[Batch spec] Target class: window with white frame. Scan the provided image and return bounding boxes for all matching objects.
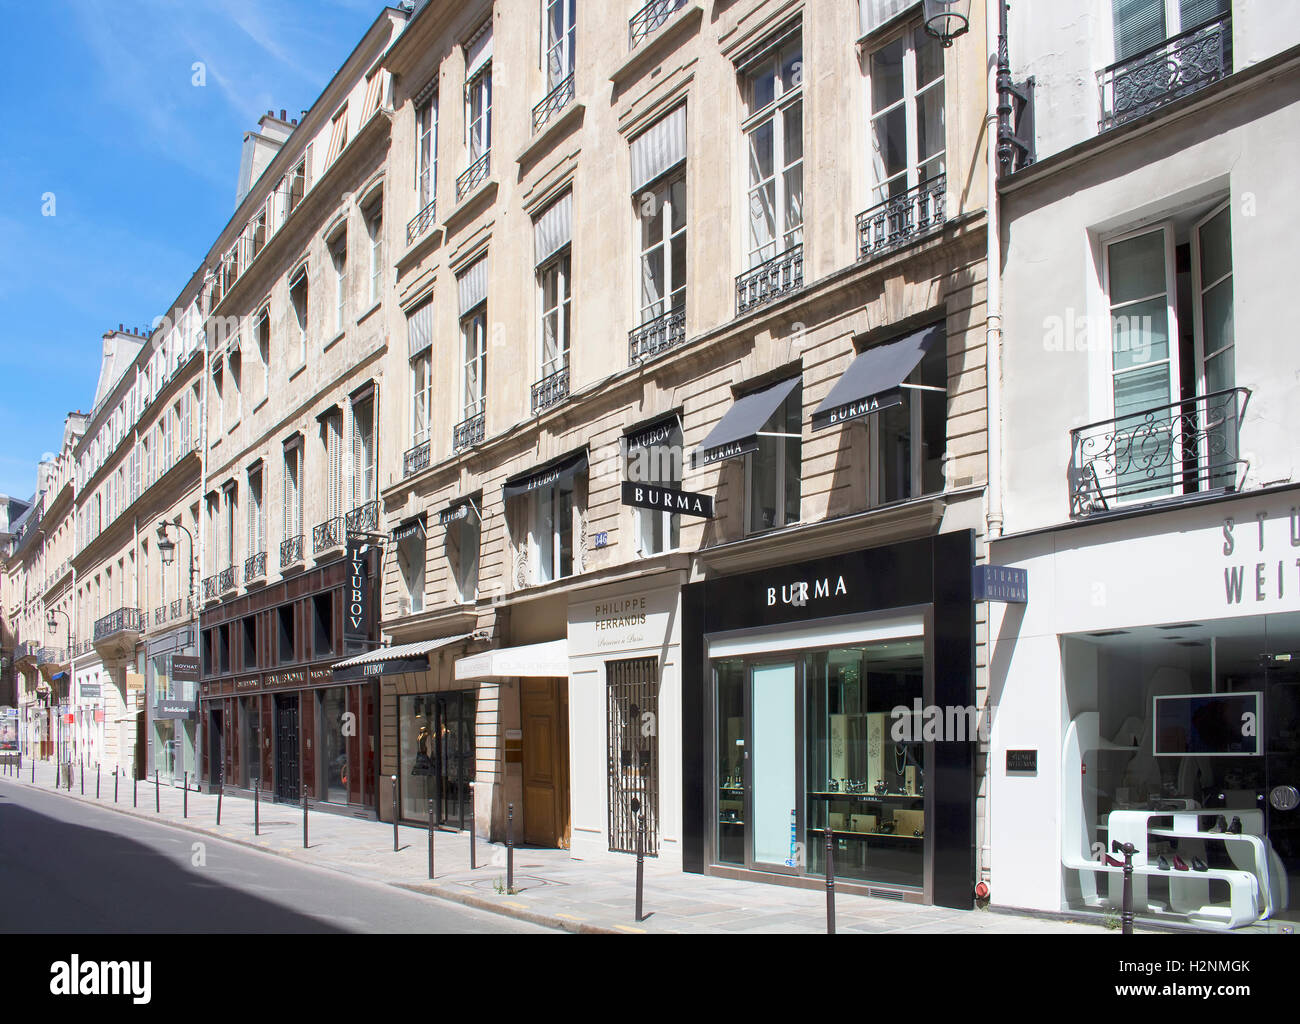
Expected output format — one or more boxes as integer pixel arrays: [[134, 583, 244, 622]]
[[416, 93, 438, 209], [741, 29, 804, 268], [212, 358, 225, 435], [447, 502, 480, 603], [256, 310, 270, 398], [408, 299, 433, 446], [365, 199, 383, 305], [461, 305, 487, 422], [329, 230, 347, 335], [865, 20, 945, 204], [247, 464, 265, 557], [544, 0, 576, 91], [283, 439, 303, 543], [228, 347, 242, 423], [638, 174, 686, 326], [627, 418, 683, 556], [327, 105, 349, 163], [1112, 0, 1228, 61], [868, 330, 948, 506], [746, 381, 802, 534], [466, 65, 492, 165], [539, 253, 571, 379], [289, 267, 309, 363], [531, 478, 576, 584], [323, 410, 344, 525], [350, 392, 376, 508], [397, 522, 426, 614], [221, 483, 237, 571]]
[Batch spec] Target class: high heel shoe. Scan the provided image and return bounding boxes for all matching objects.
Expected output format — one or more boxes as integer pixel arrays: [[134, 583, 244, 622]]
[[1105, 854, 1125, 867], [1157, 854, 1171, 870], [1192, 857, 1209, 872], [1227, 816, 1243, 835], [1172, 854, 1190, 871]]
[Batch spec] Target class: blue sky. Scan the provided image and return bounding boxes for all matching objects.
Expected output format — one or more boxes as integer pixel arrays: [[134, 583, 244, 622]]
[[0, 0, 388, 498]]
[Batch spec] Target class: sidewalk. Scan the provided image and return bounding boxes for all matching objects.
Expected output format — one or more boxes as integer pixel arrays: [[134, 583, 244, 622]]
[[2, 758, 1109, 935]]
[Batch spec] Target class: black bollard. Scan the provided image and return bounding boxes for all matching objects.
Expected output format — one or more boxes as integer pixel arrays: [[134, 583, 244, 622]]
[[302, 790, 309, 849], [155, 770, 160, 812], [133, 771, 138, 807], [824, 826, 836, 935], [434, 800, 444, 878], [217, 775, 223, 826], [114, 767, 119, 803], [80, 760, 84, 795], [392, 775, 399, 852], [469, 787, 477, 870], [635, 812, 646, 923], [507, 803, 515, 894], [254, 777, 260, 836], [96, 763, 100, 799], [1113, 840, 1138, 936], [183, 772, 188, 818], [31, 757, 35, 783]]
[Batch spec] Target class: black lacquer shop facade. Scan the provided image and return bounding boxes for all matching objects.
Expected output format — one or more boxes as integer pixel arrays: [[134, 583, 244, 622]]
[[681, 531, 976, 909]]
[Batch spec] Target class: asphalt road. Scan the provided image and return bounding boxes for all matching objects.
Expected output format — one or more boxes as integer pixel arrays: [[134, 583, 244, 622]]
[[0, 782, 555, 934]]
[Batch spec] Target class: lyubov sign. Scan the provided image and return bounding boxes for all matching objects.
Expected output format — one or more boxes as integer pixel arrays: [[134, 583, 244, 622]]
[[344, 538, 371, 651]]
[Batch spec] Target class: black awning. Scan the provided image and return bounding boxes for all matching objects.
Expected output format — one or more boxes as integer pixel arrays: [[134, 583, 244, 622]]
[[392, 514, 427, 543], [438, 499, 479, 527], [502, 451, 588, 500], [625, 413, 681, 453], [692, 376, 801, 468], [811, 324, 943, 431]]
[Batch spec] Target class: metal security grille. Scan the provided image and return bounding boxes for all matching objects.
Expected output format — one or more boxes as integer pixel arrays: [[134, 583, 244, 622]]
[[607, 657, 659, 856], [275, 695, 300, 802]]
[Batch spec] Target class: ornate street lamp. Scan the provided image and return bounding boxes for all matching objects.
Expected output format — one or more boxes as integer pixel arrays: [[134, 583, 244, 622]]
[[923, 0, 971, 47], [157, 520, 198, 616]]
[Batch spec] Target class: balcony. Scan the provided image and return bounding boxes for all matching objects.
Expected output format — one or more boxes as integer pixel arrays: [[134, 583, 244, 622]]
[[407, 198, 437, 246], [15, 641, 40, 668], [403, 440, 431, 478], [736, 244, 804, 316], [244, 551, 267, 584], [629, 0, 686, 49], [1099, 13, 1231, 132], [170, 598, 187, 621], [218, 566, 238, 595], [202, 576, 217, 603], [456, 152, 491, 203], [629, 306, 686, 365], [1068, 388, 1250, 519], [531, 366, 570, 414], [345, 500, 380, 536], [857, 175, 946, 263], [533, 73, 575, 135], [154, 607, 167, 626], [313, 516, 344, 555], [453, 408, 486, 453], [280, 534, 305, 570], [92, 607, 143, 661]]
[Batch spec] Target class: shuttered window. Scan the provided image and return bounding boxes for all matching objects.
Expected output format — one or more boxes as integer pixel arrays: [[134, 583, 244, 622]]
[[350, 395, 376, 507]]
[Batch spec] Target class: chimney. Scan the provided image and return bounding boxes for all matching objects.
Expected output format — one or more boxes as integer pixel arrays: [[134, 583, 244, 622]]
[[280, 109, 287, 121], [118, 323, 124, 333]]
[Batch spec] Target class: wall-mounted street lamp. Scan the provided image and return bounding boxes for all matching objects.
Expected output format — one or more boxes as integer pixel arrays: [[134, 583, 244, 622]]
[[157, 520, 198, 617], [923, 0, 971, 47], [47, 608, 73, 650]]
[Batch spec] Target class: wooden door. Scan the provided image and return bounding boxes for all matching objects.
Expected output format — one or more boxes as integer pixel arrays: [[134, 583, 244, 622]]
[[521, 678, 570, 848]]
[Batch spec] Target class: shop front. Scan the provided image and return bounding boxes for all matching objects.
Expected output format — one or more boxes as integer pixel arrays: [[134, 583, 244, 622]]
[[989, 487, 1300, 931], [147, 630, 198, 787], [682, 531, 977, 908], [566, 576, 685, 867]]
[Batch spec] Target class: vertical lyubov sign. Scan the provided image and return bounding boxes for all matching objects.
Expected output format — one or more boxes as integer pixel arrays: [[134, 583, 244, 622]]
[[344, 537, 369, 652]]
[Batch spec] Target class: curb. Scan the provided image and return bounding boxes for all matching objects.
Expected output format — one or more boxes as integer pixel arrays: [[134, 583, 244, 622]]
[[0, 773, 609, 935]]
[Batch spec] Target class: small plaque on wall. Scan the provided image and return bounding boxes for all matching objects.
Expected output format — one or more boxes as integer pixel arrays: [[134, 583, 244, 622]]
[[1006, 749, 1038, 773]]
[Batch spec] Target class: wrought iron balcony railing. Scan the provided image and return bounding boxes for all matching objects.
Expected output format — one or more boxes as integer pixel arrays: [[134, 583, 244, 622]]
[[75, 639, 94, 658], [202, 576, 217, 602], [736, 244, 804, 316], [404, 440, 431, 478], [280, 534, 305, 569], [313, 517, 344, 554], [531, 366, 571, 414], [345, 500, 379, 535], [218, 566, 237, 594], [1099, 13, 1231, 132], [170, 598, 185, 620], [453, 408, 486, 452], [533, 73, 575, 134], [1068, 387, 1250, 519], [37, 647, 63, 666], [456, 152, 491, 203], [857, 175, 946, 263], [93, 607, 142, 643], [629, 0, 686, 49], [407, 198, 437, 245], [16, 641, 41, 662], [154, 607, 167, 626], [244, 551, 267, 583], [629, 306, 686, 365]]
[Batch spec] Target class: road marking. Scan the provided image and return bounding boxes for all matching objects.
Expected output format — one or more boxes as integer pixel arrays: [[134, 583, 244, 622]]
[[504, 901, 527, 910], [614, 925, 646, 934], [555, 913, 584, 921]]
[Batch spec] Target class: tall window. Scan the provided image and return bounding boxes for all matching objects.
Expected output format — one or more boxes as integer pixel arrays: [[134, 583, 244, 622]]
[[246, 465, 264, 557], [746, 382, 802, 534], [323, 411, 344, 524], [327, 105, 350, 163], [229, 348, 243, 423], [212, 359, 225, 435], [256, 310, 271, 398], [366, 201, 383, 305], [539, 253, 571, 379], [449, 505, 480, 603], [221, 484, 237, 570], [742, 31, 804, 268], [1112, 0, 1228, 61], [415, 94, 438, 209], [461, 306, 487, 421], [466, 65, 492, 164], [866, 22, 945, 203], [870, 333, 948, 505], [398, 525, 426, 614], [532, 480, 575, 584], [638, 175, 686, 325], [289, 267, 309, 364], [545, 0, 576, 90], [408, 299, 433, 446], [288, 159, 307, 215], [1107, 227, 1175, 425], [627, 419, 683, 555], [283, 441, 303, 543], [329, 231, 348, 335], [350, 393, 376, 508]]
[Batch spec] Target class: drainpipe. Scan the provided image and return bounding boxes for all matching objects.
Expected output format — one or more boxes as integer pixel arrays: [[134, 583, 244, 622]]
[[985, 0, 1006, 543]]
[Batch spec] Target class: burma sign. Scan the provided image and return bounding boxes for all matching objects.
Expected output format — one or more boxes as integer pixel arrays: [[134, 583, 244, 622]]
[[621, 481, 714, 519]]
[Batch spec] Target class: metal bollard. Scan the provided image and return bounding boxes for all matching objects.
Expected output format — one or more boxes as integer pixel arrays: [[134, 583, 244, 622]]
[[114, 767, 119, 803], [824, 826, 836, 935], [302, 790, 309, 849], [507, 803, 515, 893], [635, 811, 646, 923], [1113, 840, 1138, 936], [217, 776, 223, 826], [80, 760, 84, 795], [155, 770, 160, 813], [254, 777, 259, 836], [133, 771, 138, 807], [469, 787, 477, 870], [96, 763, 100, 799], [31, 757, 35, 783], [434, 800, 444, 878], [392, 775, 399, 852], [183, 772, 188, 818]]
